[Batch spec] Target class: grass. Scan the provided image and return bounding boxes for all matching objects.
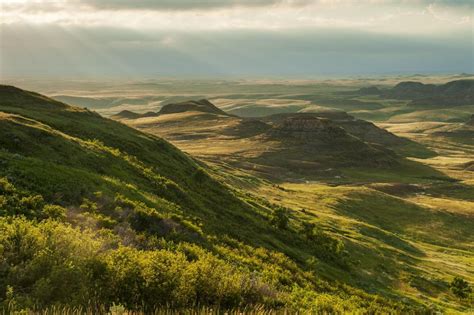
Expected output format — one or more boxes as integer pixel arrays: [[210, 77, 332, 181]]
[[2, 305, 288, 315], [251, 181, 474, 313], [1, 82, 473, 313]]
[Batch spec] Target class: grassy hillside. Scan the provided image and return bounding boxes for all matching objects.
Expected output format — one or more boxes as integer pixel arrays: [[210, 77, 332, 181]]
[[0, 85, 472, 313]]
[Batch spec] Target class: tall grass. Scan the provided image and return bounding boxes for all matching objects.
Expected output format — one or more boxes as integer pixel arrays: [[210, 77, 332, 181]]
[[1, 304, 285, 315]]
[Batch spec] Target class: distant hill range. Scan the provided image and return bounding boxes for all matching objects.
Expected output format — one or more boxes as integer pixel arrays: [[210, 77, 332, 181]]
[[357, 79, 474, 107]]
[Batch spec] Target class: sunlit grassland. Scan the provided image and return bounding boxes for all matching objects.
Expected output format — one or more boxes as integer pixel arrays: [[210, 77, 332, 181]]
[[248, 181, 474, 313], [383, 122, 474, 184], [167, 136, 473, 313], [232, 113, 473, 312]]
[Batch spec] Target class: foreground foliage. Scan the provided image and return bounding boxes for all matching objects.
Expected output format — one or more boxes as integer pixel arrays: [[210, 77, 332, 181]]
[[0, 216, 415, 313]]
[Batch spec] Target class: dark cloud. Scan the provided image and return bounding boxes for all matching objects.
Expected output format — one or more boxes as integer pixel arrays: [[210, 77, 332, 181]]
[[76, 0, 472, 11], [77, 0, 310, 11]]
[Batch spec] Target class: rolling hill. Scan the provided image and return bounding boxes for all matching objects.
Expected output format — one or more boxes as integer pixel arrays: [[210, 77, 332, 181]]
[[116, 101, 440, 181], [1, 86, 472, 313]]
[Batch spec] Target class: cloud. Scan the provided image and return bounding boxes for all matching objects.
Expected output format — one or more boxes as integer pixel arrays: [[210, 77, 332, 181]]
[[1, 24, 471, 78], [1, 1, 471, 78], [0, 0, 312, 13], [4, 0, 470, 14], [1, 0, 470, 34], [73, 0, 474, 11], [78, 0, 292, 10]]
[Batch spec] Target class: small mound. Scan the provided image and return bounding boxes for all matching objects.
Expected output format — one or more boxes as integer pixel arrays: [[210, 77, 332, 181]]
[[357, 86, 381, 95], [112, 110, 160, 120], [159, 99, 230, 116], [112, 110, 143, 120], [141, 111, 160, 118]]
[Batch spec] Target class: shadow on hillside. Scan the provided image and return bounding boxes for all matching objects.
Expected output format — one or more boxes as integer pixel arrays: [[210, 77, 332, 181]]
[[242, 145, 452, 185]]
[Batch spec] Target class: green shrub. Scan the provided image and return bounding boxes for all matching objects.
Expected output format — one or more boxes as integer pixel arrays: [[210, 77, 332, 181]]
[[270, 207, 289, 230], [128, 206, 163, 234], [41, 205, 66, 221], [450, 276, 472, 299]]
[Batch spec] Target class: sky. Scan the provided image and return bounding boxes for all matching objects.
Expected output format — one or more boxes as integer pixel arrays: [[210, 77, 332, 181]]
[[0, 0, 473, 78]]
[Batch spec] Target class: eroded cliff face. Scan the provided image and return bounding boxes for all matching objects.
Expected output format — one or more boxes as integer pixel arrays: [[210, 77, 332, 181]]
[[267, 116, 346, 141], [257, 114, 399, 170]]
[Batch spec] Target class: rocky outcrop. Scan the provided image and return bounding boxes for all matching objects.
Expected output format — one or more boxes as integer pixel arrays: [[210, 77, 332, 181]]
[[263, 112, 406, 147], [259, 114, 398, 170], [267, 115, 346, 141]]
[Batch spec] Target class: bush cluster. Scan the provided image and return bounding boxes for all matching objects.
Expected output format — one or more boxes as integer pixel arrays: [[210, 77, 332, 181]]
[[0, 217, 270, 312]]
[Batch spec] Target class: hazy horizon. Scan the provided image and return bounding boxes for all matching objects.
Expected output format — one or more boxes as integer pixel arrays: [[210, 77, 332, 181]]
[[1, 0, 473, 79]]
